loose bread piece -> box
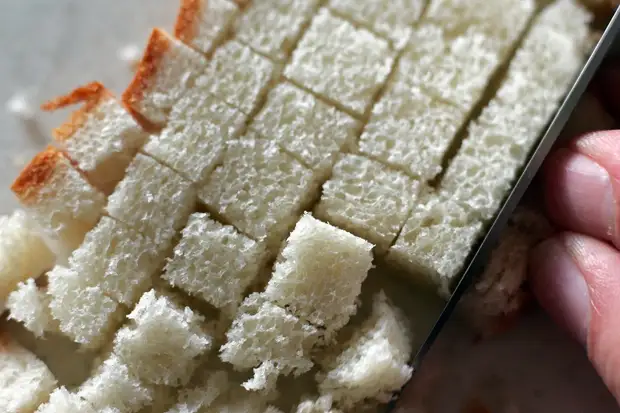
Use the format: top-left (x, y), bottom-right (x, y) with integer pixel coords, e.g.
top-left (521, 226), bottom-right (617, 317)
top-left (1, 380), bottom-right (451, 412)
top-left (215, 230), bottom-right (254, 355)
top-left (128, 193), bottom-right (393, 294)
top-left (328, 0), bottom-right (425, 49)
top-left (235, 0), bottom-right (321, 61)
top-left (196, 40), bottom-right (279, 115)
top-left (359, 82), bottom-right (467, 181)
top-left (162, 213), bottom-right (267, 315)
top-left (285, 9), bottom-right (395, 118)
top-left (263, 213), bottom-right (374, 332)
top-left (7, 279), bottom-right (57, 338)
top-left (174, 0), bottom-right (240, 56)
top-left (0, 336), bottom-right (57, 413)
top-left (295, 395), bottom-right (343, 413)
top-left (47, 265), bottom-right (124, 349)
top-left (165, 369), bottom-right (230, 413)
top-left (250, 82), bottom-right (360, 179)
top-left (317, 291), bottom-right (413, 409)
top-left (220, 293), bottom-right (319, 392)
top-left (34, 388), bottom-right (95, 413)
top-left (199, 135), bottom-right (314, 249)
top-left (11, 147), bottom-right (106, 260)
top-left (41, 82), bottom-right (149, 195)
top-left (143, 89), bottom-right (246, 184)
top-left (113, 289), bottom-right (213, 386)
top-left (0, 210), bottom-right (55, 305)
top-left (122, 28), bottom-right (209, 127)
top-left (77, 355), bottom-right (154, 412)
top-left (106, 153), bottom-right (196, 247)
top-left (388, 192), bottom-right (483, 295)
top-left (315, 154), bottom-right (420, 254)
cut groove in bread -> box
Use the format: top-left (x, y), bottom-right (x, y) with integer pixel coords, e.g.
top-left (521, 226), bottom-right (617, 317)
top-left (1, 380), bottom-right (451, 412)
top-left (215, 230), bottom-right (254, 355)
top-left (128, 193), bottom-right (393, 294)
top-left (285, 9), bottom-right (395, 118)
top-left (315, 154), bottom-right (420, 255)
top-left (122, 28), bottom-right (208, 128)
top-left (7, 279), bottom-right (58, 338)
top-left (143, 89), bottom-right (247, 185)
top-left (164, 369), bottom-right (230, 413)
top-left (41, 82), bottom-right (148, 195)
top-left (11, 147), bottom-right (106, 261)
top-left (263, 213), bottom-right (374, 332)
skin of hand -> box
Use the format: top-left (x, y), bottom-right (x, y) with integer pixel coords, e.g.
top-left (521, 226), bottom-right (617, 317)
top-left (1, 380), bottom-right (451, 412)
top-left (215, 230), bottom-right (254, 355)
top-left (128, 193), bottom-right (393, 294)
top-left (529, 64), bottom-right (620, 403)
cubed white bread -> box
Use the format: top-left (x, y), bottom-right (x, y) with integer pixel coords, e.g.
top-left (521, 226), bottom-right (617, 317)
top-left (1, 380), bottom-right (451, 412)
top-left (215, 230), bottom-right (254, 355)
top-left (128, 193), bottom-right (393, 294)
top-left (48, 265), bottom-right (124, 349)
top-left (113, 289), bottom-right (213, 386)
top-left (285, 9), bottom-right (395, 118)
top-left (536, 0), bottom-right (593, 49)
top-left (358, 82), bottom-right (467, 181)
top-left (122, 28), bottom-right (209, 127)
top-left (0, 210), bottom-right (54, 304)
top-left (196, 40), bottom-right (279, 115)
top-left (165, 370), bottom-right (229, 413)
top-left (11, 147), bottom-right (106, 260)
top-left (41, 82), bottom-right (149, 195)
top-left (143, 88), bottom-right (246, 184)
top-left (235, 0), bottom-right (321, 60)
top-left (106, 153), bottom-right (196, 247)
top-left (317, 291), bottom-right (413, 409)
top-left (251, 82), bottom-right (360, 179)
top-left (263, 213), bottom-right (374, 332)
top-left (199, 135), bottom-right (314, 248)
top-left (315, 154), bottom-right (420, 254)
top-left (328, 0), bottom-right (425, 49)
top-left (425, 0), bottom-right (535, 48)
top-left (7, 279), bottom-right (58, 337)
top-left (220, 293), bottom-right (319, 392)
top-left (34, 388), bottom-right (95, 413)
top-left (295, 395), bottom-right (343, 413)
top-left (388, 193), bottom-right (484, 295)
top-left (397, 24), bottom-right (501, 112)
top-left (138, 386), bottom-right (176, 413)
top-left (77, 355), bottom-right (154, 412)
top-left (0, 336), bottom-right (57, 413)
top-left (162, 213), bottom-right (267, 314)
top-left (175, 0), bottom-right (240, 56)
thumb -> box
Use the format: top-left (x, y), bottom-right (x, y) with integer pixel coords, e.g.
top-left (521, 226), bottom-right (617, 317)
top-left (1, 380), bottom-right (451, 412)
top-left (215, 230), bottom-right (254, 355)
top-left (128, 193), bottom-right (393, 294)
top-left (529, 232), bottom-right (620, 402)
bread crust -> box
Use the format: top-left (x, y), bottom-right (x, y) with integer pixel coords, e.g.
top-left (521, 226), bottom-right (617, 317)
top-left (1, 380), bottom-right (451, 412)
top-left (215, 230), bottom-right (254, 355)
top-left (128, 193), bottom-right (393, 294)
top-left (40, 81), bottom-right (115, 142)
top-left (174, 0), bottom-right (202, 44)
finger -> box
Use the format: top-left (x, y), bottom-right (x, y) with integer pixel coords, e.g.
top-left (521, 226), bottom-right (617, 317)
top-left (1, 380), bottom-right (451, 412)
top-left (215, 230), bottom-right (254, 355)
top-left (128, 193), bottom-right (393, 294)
top-left (542, 132), bottom-right (620, 248)
top-left (529, 232), bottom-right (620, 402)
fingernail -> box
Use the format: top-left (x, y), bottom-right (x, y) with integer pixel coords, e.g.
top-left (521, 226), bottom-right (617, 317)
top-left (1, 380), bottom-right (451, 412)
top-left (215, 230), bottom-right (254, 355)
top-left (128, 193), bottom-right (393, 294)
top-left (530, 238), bottom-right (591, 345)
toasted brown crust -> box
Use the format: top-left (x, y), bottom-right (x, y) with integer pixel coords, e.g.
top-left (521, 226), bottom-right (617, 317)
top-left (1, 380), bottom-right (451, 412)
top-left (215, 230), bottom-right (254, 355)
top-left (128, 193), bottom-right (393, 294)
top-left (41, 82), bottom-right (115, 143)
top-left (11, 146), bottom-right (67, 205)
top-left (174, 0), bottom-right (202, 44)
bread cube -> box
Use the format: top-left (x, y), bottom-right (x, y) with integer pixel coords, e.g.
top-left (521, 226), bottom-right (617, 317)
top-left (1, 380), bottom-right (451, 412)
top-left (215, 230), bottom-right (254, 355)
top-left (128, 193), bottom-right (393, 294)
top-left (143, 89), bottom-right (246, 184)
top-left (77, 355), bottom-right (154, 412)
top-left (175, 0), bottom-right (240, 55)
top-left (295, 395), bottom-right (343, 413)
top-left (165, 370), bottom-right (229, 413)
top-left (0, 210), bottom-right (55, 304)
top-left (315, 154), bottom-right (420, 254)
top-left (264, 213), bottom-right (373, 332)
top-left (0, 336), bottom-right (57, 413)
top-left (41, 82), bottom-right (148, 194)
top-left (162, 213), bottom-right (267, 314)
top-left (329, 0), bottom-right (425, 49)
top-left (35, 388), bottom-right (95, 413)
top-left (235, 0), bottom-right (321, 60)
top-left (122, 28), bottom-right (209, 127)
top-left (197, 40), bottom-right (278, 114)
top-left (251, 82), bottom-right (360, 179)
top-left (199, 135), bottom-right (314, 248)
top-left (531, 0), bottom-right (592, 49)
top-left (388, 193), bottom-right (483, 295)
top-left (48, 265), bottom-right (124, 349)
top-left (113, 290), bottom-right (213, 386)
top-left (220, 294), bottom-right (319, 392)
top-left (285, 9), bottom-right (394, 118)
top-left (359, 82), bottom-right (467, 181)
top-left (7, 278), bottom-right (58, 337)
top-left (317, 291), bottom-right (413, 409)
top-left (11, 147), bottom-right (106, 260)
top-left (106, 153), bottom-right (196, 247)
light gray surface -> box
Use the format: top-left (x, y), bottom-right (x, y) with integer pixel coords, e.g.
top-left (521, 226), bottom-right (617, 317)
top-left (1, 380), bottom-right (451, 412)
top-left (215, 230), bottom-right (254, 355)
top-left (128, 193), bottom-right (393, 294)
top-left (0, 1), bottom-right (617, 412)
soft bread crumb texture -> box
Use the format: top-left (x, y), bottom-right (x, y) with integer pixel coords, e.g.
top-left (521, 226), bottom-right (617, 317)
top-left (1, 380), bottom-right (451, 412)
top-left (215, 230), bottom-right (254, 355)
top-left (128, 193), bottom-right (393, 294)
top-left (0, 336), bottom-right (57, 413)
top-left (7, 279), bottom-right (58, 337)
top-left (34, 387), bottom-right (95, 413)
top-left (264, 213), bottom-right (374, 332)
top-left (315, 154), bottom-right (420, 254)
top-left (285, 9), bottom-right (395, 118)
top-left (317, 291), bottom-right (413, 409)
top-left (165, 369), bottom-right (229, 413)
top-left (0, 210), bottom-right (55, 304)
top-left (295, 395), bottom-right (344, 413)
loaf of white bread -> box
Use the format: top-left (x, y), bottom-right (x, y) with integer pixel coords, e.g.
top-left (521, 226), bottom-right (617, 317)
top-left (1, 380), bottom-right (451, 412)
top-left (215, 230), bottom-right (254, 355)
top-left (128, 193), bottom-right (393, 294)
top-left (0, 0), bottom-right (599, 412)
